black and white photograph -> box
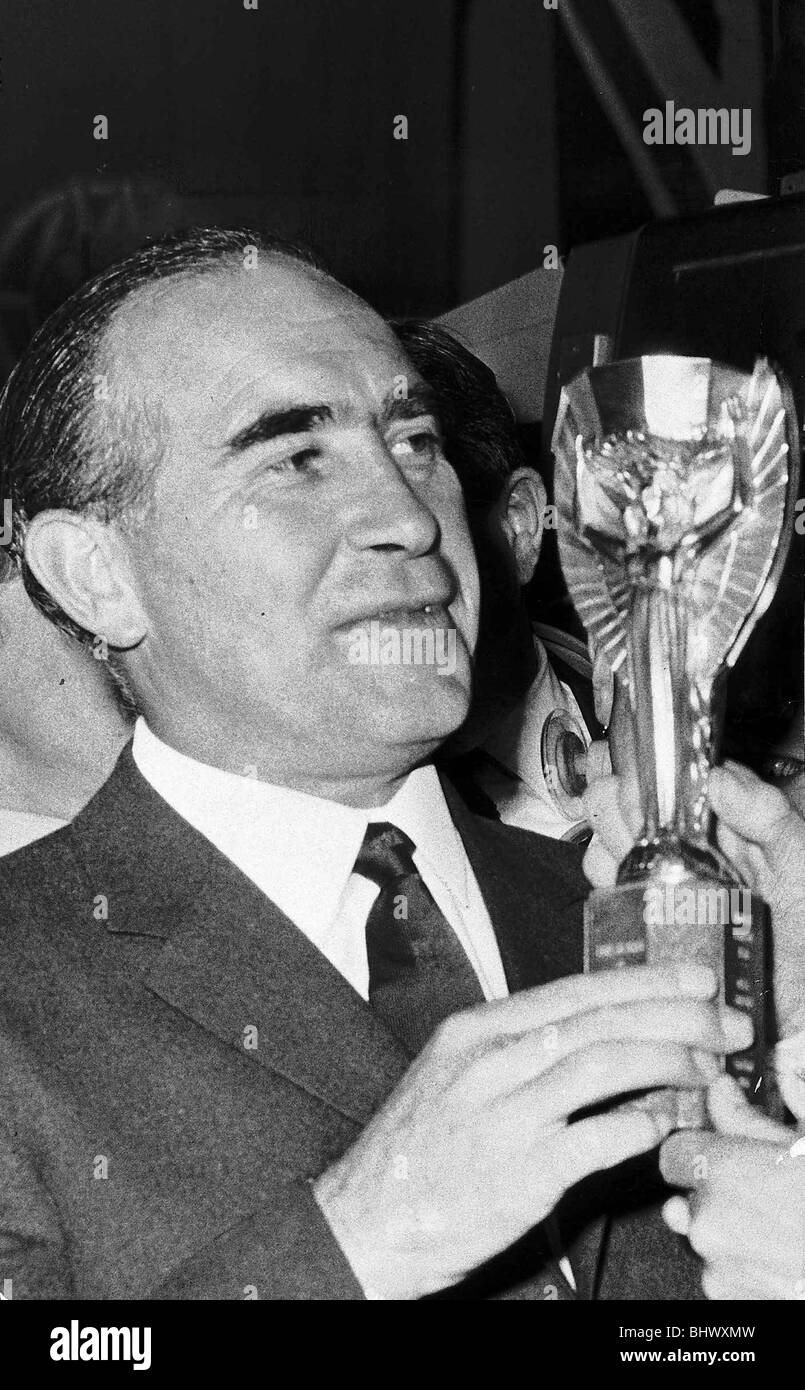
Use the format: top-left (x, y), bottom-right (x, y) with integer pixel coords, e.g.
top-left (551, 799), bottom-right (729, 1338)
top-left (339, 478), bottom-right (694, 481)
top-left (0, 0), bottom-right (803, 1362)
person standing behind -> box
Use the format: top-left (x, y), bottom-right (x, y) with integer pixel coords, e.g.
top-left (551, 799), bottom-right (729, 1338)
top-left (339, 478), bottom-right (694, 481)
top-left (394, 319), bottom-right (603, 841)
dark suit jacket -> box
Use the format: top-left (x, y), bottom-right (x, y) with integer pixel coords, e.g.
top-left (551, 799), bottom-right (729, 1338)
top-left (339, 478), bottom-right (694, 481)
top-left (0, 745), bottom-right (701, 1299)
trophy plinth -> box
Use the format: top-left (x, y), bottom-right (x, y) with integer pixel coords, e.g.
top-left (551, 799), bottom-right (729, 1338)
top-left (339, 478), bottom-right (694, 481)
top-left (553, 355), bottom-right (799, 1121)
top-left (584, 876), bottom-right (767, 1127)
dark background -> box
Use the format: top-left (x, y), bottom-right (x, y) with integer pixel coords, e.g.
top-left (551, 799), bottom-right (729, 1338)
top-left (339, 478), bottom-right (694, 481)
top-left (0, 0), bottom-right (791, 323)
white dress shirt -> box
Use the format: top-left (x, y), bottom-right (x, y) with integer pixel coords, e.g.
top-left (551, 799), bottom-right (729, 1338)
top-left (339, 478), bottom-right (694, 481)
top-left (131, 718), bottom-right (509, 1003)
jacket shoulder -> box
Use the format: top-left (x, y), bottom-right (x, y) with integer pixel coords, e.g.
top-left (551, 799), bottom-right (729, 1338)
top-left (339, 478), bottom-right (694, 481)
top-left (0, 818), bottom-right (84, 898)
top-left (0, 821), bottom-right (89, 968)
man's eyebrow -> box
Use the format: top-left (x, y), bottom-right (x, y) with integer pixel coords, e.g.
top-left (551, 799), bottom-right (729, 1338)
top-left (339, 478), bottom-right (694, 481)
top-left (225, 404), bottom-right (334, 455)
top-left (224, 383), bottom-right (441, 456)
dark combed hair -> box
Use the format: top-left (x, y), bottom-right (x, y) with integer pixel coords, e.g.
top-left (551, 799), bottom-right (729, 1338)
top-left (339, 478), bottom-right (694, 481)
top-left (391, 319), bottom-right (526, 504)
top-left (0, 225), bottom-right (325, 644)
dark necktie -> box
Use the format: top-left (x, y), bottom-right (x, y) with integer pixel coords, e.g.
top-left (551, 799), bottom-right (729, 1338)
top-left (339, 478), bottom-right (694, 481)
top-left (353, 821), bottom-right (485, 1056)
top-left (353, 819), bottom-right (581, 1300)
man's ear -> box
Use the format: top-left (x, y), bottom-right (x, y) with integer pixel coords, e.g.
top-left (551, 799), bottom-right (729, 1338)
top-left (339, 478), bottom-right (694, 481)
top-left (496, 467), bottom-right (548, 585)
top-left (23, 510), bottom-right (147, 649)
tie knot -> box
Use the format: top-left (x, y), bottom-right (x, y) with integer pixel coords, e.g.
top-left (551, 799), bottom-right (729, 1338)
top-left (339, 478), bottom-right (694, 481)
top-left (354, 822), bottom-right (417, 888)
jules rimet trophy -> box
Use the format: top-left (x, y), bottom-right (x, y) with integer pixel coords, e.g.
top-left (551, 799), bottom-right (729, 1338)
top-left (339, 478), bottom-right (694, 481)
top-left (553, 355), bottom-right (799, 1118)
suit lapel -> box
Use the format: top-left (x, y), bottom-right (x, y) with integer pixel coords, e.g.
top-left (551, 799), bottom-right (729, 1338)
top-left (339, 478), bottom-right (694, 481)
top-left (143, 882), bottom-right (411, 1126)
top-left (66, 745), bottom-right (410, 1126)
top-left (442, 777), bottom-right (587, 988)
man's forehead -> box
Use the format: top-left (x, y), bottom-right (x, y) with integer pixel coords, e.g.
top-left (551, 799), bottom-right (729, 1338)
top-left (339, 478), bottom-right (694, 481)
top-left (103, 259), bottom-right (406, 410)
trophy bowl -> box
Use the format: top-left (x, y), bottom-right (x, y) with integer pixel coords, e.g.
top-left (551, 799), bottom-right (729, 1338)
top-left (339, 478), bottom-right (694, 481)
top-left (552, 355), bottom-right (800, 1120)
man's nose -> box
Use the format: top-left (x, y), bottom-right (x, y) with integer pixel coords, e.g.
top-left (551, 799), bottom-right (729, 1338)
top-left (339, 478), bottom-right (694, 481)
top-left (345, 442), bottom-right (440, 557)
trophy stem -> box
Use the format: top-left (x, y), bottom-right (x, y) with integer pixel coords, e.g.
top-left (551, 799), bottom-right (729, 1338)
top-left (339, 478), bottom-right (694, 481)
top-left (626, 556), bottom-right (700, 846)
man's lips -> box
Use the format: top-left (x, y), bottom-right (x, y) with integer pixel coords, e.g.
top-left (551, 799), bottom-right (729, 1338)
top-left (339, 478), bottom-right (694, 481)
top-left (337, 594), bottom-right (458, 629)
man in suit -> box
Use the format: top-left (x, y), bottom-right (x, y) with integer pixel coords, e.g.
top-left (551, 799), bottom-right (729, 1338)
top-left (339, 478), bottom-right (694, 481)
top-left (0, 227), bottom-right (749, 1299)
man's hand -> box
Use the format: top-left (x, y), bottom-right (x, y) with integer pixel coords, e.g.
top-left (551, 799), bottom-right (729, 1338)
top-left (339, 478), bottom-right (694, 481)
top-left (313, 963), bottom-right (752, 1299)
top-left (660, 1074), bottom-right (805, 1300)
top-left (581, 762), bottom-right (641, 889)
top-left (708, 762), bottom-right (805, 1036)
top-left (581, 761), bottom-right (805, 1036)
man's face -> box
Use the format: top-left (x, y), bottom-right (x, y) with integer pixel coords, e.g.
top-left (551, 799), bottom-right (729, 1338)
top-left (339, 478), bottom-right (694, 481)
top-left (107, 258), bottom-right (479, 788)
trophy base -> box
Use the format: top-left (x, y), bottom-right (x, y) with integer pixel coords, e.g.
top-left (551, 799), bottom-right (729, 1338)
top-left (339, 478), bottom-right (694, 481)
top-left (584, 874), bottom-right (773, 1127)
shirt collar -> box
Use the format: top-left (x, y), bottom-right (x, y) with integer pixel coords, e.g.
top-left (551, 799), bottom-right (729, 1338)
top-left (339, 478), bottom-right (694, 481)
top-left (131, 718), bottom-right (468, 940)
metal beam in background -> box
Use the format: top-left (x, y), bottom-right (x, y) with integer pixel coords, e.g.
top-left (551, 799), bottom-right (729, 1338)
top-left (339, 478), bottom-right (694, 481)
top-left (559, 0), bottom-right (678, 218)
top-left (607, 0), bottom-right (767, 195)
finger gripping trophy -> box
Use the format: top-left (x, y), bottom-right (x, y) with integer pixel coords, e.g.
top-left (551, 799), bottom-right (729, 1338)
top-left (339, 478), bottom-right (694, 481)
top-left (553, 356), bottom-right (799, 1120)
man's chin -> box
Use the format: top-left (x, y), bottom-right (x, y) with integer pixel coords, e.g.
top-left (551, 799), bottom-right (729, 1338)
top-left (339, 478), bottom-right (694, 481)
top-left (345, 663), bottom-right (472, 749)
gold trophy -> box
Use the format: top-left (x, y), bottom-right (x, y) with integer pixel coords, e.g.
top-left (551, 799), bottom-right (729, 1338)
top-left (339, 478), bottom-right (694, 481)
top-left (553, 356), bottom-right (799, 1121)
